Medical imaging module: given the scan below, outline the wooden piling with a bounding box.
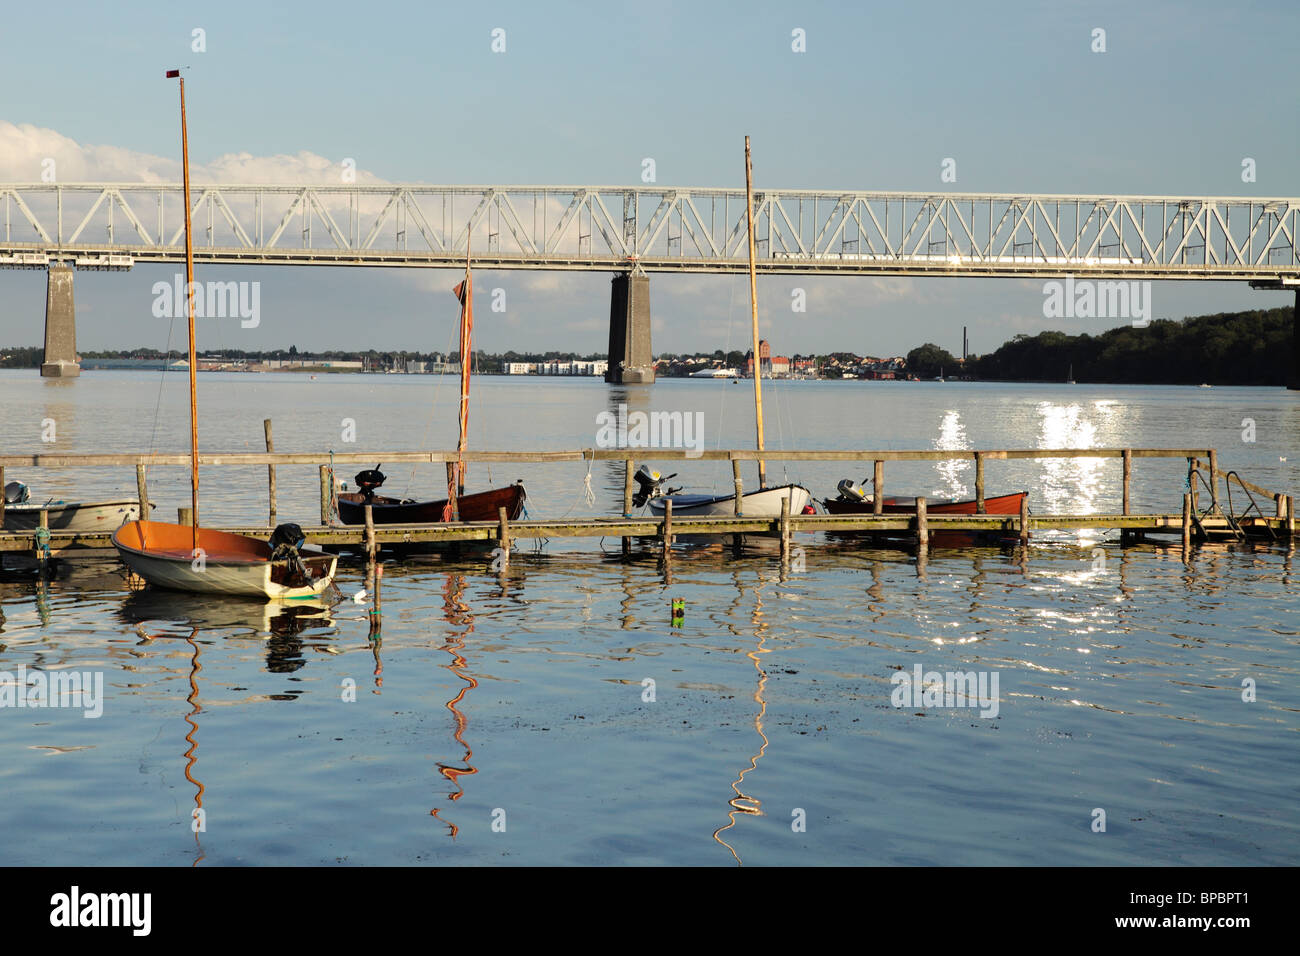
[622,459,634,557]
[974,452,985,514]
[1208,449,1220,513]
[662,498,673,554]
[1018,496,1029,546]
[779,495,791,563]
[319,465,331,526]
[178,507,193,526]
[1287,495,1295,539]
[732,458,744,554]
[363,503,376,559]
[497,505,511,570]
[136,464,148,521]
[1182,493,1192,549]
[445,461,459,520]
[0,466,5,526]
[264,418,277,524]
[1122,448,1132,516]
[916,495,928,547]
[873,460,884,515]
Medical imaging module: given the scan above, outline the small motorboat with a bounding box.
[114,521,337,598]
[336,466,526,525]
[3,480,148,533]
[111,70,339,601]
[634,466,811,524]
[823,480,1028,545]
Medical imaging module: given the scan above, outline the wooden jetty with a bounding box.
[0,446,1293,567]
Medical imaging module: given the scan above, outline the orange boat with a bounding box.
[112,70,336,599]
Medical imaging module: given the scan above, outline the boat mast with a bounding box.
[457,235,472,495]
[745,136,767,488]
[173,70,199,550]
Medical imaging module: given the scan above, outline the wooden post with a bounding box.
[319,465,331,526]
[446,461,459,521]
[178,507,193,526]
[264,418,277,525]
[873,460,884,515]
[136,464,148,522]
[916,495,928,548]
[662,498,673,554]
[364,503,376,560]
[1208,449,1220,513]
[622,458,634,556]
[1122,448,1132,516]
[497,505,510,571]
[1018,495,1029,546]
[779,494,791,563]
[0,465,5,526]
[1287,495,1295,539]
[974,452,985,514]
[1182,493,1192,550]
[732,457,744,555]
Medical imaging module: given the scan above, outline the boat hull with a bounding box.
[3,499,145,533]
[823,491,1028,545]
[337,483,525,525]
[113,520,337,598]
[649,484,811,520]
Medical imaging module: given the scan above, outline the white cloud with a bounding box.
[0,120,387,184]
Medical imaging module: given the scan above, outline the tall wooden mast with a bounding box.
[175,71,199,550]
[745,136,767,489]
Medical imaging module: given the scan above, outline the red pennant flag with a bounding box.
[165,69,181,78]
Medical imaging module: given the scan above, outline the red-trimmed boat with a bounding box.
[337,467,525,525]
[823,483,1028,546]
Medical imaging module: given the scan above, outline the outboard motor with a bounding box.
[632,466,678,508]
[269,523,306,552]
[269,523,310,584]
[5,481,30,504]
[836,478,870,502]
[353,465,386,501]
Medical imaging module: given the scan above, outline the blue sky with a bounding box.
[1,0,1297,356]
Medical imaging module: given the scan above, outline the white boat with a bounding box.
[111,70,337,600]
[640,138,812,531]
[3,494,146,533]
[115,521,336,598]
[690,367,739,378]
[648,484,810,518]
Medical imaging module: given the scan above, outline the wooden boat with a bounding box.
[3,496,147,532]
[115,521,335,597]
[648,484,810,519]
[639,137,811,529]
[338,482,525,525]
[822,489,1028,545]
[111,70,336,599]
[335,247,524,529]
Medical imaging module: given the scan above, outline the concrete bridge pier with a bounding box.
[41,263,79,378]
[605,271,654,384]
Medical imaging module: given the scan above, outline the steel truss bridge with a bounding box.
[1,183,1298,280]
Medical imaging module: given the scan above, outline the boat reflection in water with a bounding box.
[431,573,479,838]
[117,590,336,679]
[713,572,772,865]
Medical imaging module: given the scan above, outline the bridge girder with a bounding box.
[0,184,1296,281]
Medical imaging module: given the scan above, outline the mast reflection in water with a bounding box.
[713,573,771,865]
[431,574,479,839]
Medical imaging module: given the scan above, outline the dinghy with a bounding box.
[111,70,336,599]
[3,481,147,533]
[637,137,812,527]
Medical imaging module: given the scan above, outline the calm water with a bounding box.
[1,370,1297,865]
